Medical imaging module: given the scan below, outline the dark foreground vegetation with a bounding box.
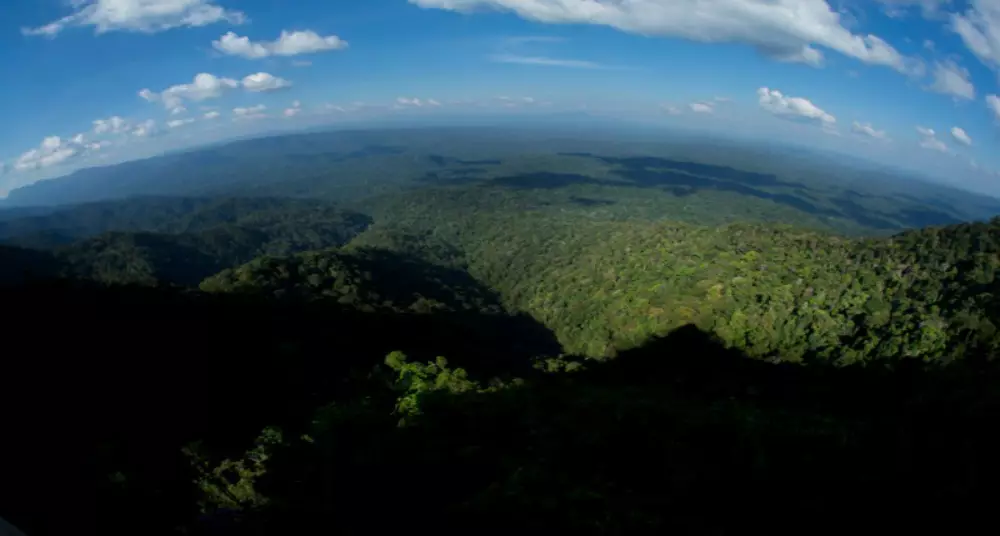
[2,130,1000,535]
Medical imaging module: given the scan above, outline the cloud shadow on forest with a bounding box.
[428,155,503,166]
[485,152,965,232]
[569,196,615,207]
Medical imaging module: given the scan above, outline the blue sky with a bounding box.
[2,0,1000,196]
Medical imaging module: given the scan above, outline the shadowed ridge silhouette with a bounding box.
[0,267,561,536]
[184,324,1000,536]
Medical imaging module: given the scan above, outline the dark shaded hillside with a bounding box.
[0,245,64,285]
[4,274,999,535]
[0,269,560,536]
[213,326,1000,535]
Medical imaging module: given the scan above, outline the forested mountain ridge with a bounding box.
[208,212,999,365]
[0,197,371,285]
[0,196,369,246]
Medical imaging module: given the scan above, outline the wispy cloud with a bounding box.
[491,54,604,69]
[503,36,567,46]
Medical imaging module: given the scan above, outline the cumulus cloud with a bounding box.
[283,100,303,117]
[242,72,292,92]
[140,73,240,109]
[204,111,221,120]
[233,105,267,119]
[132,119,159,137]
[167,118,195,129]
[411,0,920,74]
[92,116,130,134]
[14,136,81,171]
[851,121,888,139]
[950,126,973,146]
[757,87,836,126]
[23,0,245,37]
[86,140,112,151]
[928,60,976,100]
[11,133,110,172]
[689,102,714,113]
[213,30,348,59]
[988,94,1000,120]
[952,1,1000,72]
[916,126,949,152]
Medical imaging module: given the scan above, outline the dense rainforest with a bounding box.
[2,130,1000,535]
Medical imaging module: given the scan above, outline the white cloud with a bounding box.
[233,105,267,119]
[876,0,951,18]
[203,111,221,120]
[757,87,836,125]
[411,0,920,74]
[169,106,188,115]
[988,94,1000,121]
[852,121,887,139]
[86,140,111,151]
[920,137,949,152]
[661,104,682,115]
[427,99,443,107]
[140,73,240,109]
[916,126,949,152]
[952,1,1000,72]
[213,30,348,59]
[11,133,108,171]
[92,116,130,134]
[132,119,159,137]
[23,0,245,37]
[689,102,714,113]
[928,60,975,100]
[167,118,195,129]
[950,126,973,146]
[490,53,603,68]
[242,72,292,92]
[283,100,302,118]
[396,97,426,107]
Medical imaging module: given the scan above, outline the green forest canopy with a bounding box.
[2,131,1000,535]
